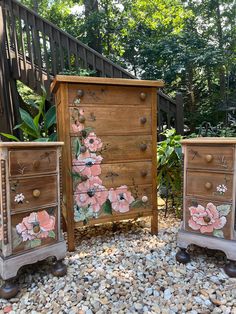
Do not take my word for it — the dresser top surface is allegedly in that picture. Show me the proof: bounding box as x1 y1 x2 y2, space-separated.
181 137 236 145
0 142 64 148
51 75 164 92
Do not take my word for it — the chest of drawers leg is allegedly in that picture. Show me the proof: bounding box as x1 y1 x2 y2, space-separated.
176 138 236 277
0 142 67 299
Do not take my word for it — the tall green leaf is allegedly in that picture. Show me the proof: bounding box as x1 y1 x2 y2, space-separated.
0 133 20 142
19 108 40 137
45 106 56 129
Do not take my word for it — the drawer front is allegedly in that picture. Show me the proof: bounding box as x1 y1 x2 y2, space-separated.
69 106 151 135
72 161 152 190
71 135 152 163
68 84 152 106
10 175 57 211
186 171 233 201
9 149 57 176
184 197 233 240
11 207 58 254
74 184 153 223
186 145 234 171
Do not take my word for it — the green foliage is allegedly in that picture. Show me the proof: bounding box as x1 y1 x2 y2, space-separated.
0 86 56 142
189 121 236 138
157 129 183 216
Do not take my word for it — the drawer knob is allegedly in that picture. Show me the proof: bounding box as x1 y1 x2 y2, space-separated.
32 189 41 198
140 144 147 151
80 146 87 153
142 195 148 203
141 170 148 177
77 89 84 98
205 154 213 163
140 92 147 100
140 117 147 124
205 182 212 190
33 160 40 169
78 115 86 123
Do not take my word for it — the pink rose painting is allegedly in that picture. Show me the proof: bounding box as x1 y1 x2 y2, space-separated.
72 151 103 178
16 210 55 242
72 112 137 221
84 132 102 152
108 185 135 213
188 202 227 234
75 176 108 212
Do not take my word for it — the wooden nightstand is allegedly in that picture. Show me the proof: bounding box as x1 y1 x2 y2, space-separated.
176 138 236 276
51 76 164 251
0 142 67 298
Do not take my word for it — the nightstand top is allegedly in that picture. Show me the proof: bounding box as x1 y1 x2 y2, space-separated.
0 142 64 147
181 137 236 145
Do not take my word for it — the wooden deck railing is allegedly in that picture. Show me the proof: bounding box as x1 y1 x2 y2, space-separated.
0 0 184 136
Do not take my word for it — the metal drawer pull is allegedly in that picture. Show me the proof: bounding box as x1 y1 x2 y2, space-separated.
33 160 40 169
140 117 147 124
142 196 148 203
205 182 212 190
140 143 147 151
78 115 86 123
141 170 148 177
205 154 213 162
32 189 41 198
77 89 84 98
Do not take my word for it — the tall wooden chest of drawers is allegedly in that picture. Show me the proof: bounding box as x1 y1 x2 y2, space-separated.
176 138 236 276
0 142 67 298
51 76 164 251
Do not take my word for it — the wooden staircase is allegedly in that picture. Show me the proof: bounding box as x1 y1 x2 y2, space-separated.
0 0 183 135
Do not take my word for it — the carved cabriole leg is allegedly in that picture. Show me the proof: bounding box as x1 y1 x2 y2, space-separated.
0 278 19 299
51 260 67 277
224 260 236 277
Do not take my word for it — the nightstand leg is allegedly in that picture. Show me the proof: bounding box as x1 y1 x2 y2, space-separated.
0 278 19 299
176 248 190 264
51 260 67 277
224 260 236 277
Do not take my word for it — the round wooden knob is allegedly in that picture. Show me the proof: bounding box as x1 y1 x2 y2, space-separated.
141 170 148 177
78 115 86 123
77 89 84 98
142 196 148 203
205 154 213 163
33 160 40 169
32 189 41 198
140 144 147 151
140 92 147 100
205 182 212 190
80 146 87 153
140 117 147 124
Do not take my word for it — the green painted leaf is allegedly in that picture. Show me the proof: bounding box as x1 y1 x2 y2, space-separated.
130 199 143 208
0 133 20 142
12 227 22 248
48 230 56 239
19 108 40 137
76 138 81 157
45 106 56 129
217 204 231 217
213 229 224 238
102 199 112 214
30 239 42 248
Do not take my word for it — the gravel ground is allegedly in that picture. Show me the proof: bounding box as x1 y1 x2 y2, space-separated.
1 211 236 314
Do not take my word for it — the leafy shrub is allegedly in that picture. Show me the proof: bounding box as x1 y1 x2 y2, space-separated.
157 129 183 216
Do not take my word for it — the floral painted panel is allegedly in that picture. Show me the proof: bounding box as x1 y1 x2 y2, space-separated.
187 199 231 239
12 208 57 253
71 107 149 223
0 214 2 251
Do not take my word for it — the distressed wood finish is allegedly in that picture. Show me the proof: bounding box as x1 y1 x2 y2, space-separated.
0 142 66 288
177 138 236 265
52 76 162 251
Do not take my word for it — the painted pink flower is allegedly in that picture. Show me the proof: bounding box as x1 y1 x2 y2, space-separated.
72 151 103 178
84 132 102 152
75 176 108 212
108 185 134 213
188 202 226 234
71 109 85 133
16 210 55 241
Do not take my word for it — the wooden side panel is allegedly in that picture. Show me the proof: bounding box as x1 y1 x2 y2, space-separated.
68 84 152 106
9 149 57 176
69 106 151 135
